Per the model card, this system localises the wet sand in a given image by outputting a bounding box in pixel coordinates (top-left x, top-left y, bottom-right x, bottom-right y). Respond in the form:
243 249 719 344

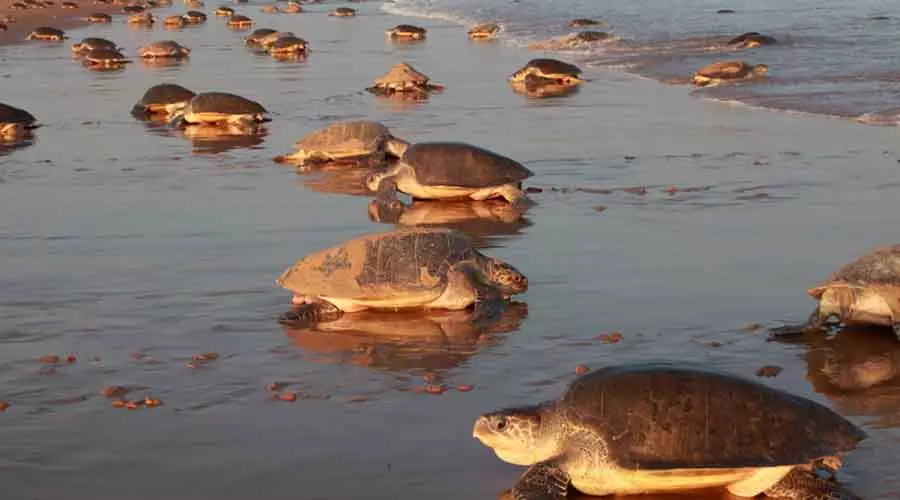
1 1 900 499
0 0 125 45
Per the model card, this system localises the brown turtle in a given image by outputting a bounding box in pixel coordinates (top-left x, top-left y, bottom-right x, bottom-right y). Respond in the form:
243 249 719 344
267 35 308 56
275 228 528 323
182 10 207 23
509 58 583 86
169 92 269 127
329 6 355 16
82 48 131 69
468 22 501 40
26 26 66 41
87 12 112 22
727 32 778 49
131 83 196 116
0 103 39 138
692 60 768 86
61 1 78 8
245 28 277 47
215 5 234 16
122 4 145 13
367 62 444 97
227 14 253 28
72 37 118 54
568 18 600 27
282 1 302 13
128 12 155 25
164 14 186 27
273 120 409 167
256 31 294 50
473 363 865 499
139 40 191 58
366 142 533 204
386 24 426 40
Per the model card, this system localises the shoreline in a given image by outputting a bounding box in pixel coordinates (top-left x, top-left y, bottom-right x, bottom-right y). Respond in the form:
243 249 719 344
0 0 131 46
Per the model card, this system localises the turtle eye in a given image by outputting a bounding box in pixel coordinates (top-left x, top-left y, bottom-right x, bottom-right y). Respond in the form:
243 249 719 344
493 416 508 431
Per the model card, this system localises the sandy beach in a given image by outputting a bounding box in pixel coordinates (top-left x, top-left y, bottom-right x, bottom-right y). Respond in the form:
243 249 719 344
1 1 899 499
0 0 126 45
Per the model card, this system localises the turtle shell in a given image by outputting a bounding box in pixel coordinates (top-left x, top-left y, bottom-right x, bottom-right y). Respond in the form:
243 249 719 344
276 228 480 303
695 60 753 79
136 83 196 107
296 121 390 159
72 37 117 53
83 48 128 63
401 142 533 188
557 363 865 470
525 58 582 77
810 244 900 297
269 35 307 51
183 10 207 22
29 26 65 39
139 40 190 57
375 63 430 86
332 7 355 15
246 28 277 44
389 24 426 35
468 23 500 35
0 103 37 126
187 92 267 115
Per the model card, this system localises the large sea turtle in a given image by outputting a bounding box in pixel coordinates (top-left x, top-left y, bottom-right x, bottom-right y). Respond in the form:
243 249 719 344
510 59 583 87
728 32 777 49
468 22 500 40
366 142 533 204
0 103 38 138
139 40 191 58
182 10 207 23
71 37 118 55
245 28 277 47
386 24 426 40
26 26 66 40
82 48 131 69
266 35 308 56
275 228 528 323
367 62 444 97
131 83 196 116
273 120 409 168
692 60 768 86
474 363 865 500
799 244 900 338
169 92 269 127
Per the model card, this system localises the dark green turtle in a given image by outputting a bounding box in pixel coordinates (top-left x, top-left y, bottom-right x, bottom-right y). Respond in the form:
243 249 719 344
474 363 866 499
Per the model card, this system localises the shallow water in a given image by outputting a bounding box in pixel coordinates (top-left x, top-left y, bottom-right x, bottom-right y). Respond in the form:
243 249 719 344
2 2 900 499
384 0 900 121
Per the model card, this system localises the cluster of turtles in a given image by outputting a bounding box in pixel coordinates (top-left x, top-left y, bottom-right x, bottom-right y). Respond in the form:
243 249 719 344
4 3 900 500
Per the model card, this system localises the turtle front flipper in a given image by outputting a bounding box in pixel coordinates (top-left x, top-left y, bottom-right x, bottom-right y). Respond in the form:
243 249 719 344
764 468 860 500
769 308 827 339
510 462 570 500
277 300 342 327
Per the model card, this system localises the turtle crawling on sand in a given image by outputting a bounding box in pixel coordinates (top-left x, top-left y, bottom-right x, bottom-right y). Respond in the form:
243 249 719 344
274 121 409 168
474 363 865 500
779 244 900 339
131 83 196 116
728 31 777 49
692 60 768 86
82 48 130 69
276 228 528 324
266 35 308 56
468 22 501 40
386 24 426 40
0 103 39 138
367 62 444 97
169 92 269 128
366 142 533 204
528 31 611 50
72 37 118 55
26 26 66 41
139 40 191 59
510 58 583 87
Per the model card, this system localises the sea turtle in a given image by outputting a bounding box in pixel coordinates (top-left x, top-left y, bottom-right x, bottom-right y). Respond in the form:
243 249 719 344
131 83 196 116
72 37 118 54
215 5 234 16
473 363 866 500
139 40 191 58
801 244 900 338
62 1 78 8
282 1 302 13
366 142 533 204
568 18 600 27
183 10 207 23
510 74 580 99
245 28 277 47
386 24 426 40
329 7 355 16
727 32 777 49
10 2 27 9
122 4 145 13
260 4 278 13
257 31 294 50
510 58 583 86
164 14 186 27
128 12 155 25
169 92 269 127
275 228 528 323
82 48 131 69
692 60 768 86
26 26 66 40
367 62 444 97
718 9 736 14
0 103 39 138
87 12 112 22
267 35 308 56
273 120 409 167
468 22 500 40
227 14 253 28
0 22 7 32
529 31 611 50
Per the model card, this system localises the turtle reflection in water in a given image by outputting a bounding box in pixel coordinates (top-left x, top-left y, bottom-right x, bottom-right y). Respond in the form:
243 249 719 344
474 363 865 500
773 325 900 428
276 228 528 325
179 123 267 154
510 74 581 99
281 301 527 372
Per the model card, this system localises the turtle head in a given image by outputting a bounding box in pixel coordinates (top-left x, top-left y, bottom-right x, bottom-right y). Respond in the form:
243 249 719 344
753 64 769 75
482 257 528 296
473 402 558 465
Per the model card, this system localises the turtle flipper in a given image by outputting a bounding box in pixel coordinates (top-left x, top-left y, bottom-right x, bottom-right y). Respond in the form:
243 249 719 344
764 468 860 500
510 462 570 500
277 301 342 327
769 308 826 339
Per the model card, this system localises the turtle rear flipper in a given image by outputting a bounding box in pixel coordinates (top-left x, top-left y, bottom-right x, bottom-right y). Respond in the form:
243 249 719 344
278 300 342 327
765 468 861 500
511 462 570 500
